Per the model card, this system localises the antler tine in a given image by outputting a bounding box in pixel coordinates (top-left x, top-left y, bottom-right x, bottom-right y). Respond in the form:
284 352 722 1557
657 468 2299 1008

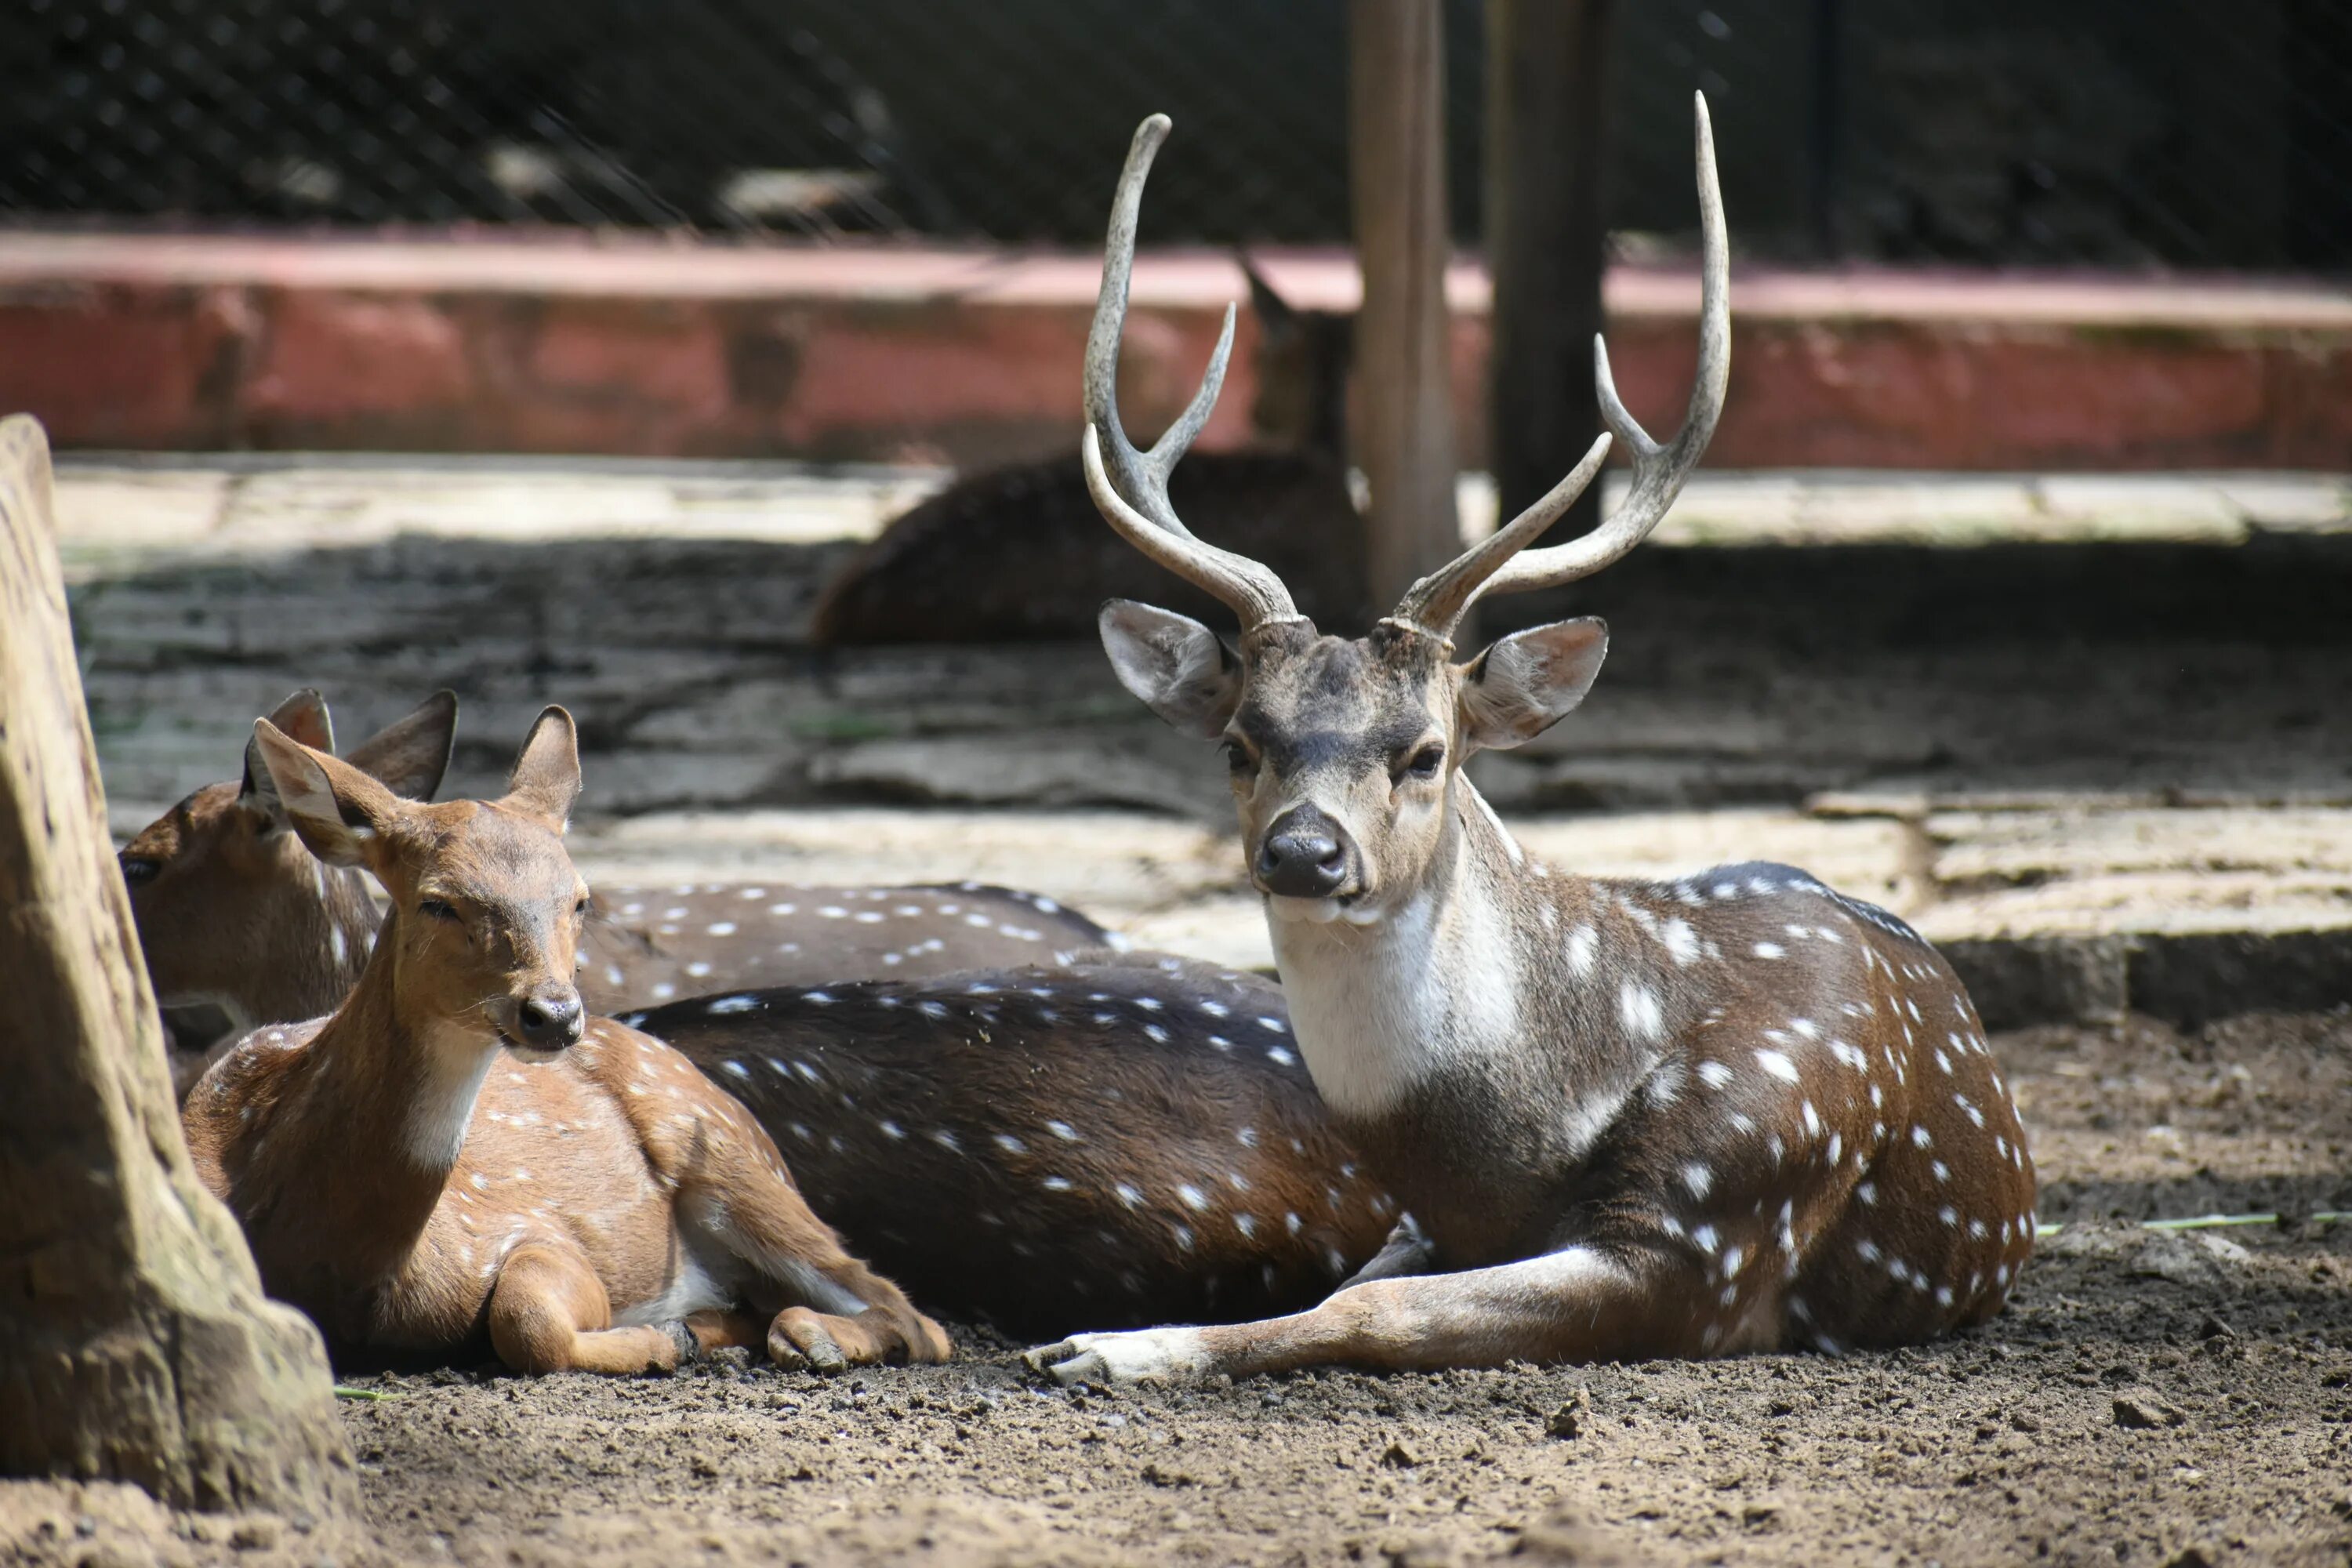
1392 92 1732 639
1081 114 1301 631
1085 114 1232 543
1083 425 1298 629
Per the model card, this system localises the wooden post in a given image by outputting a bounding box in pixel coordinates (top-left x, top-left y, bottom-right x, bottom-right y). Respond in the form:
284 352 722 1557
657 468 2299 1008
1349 0 1461 605
1485 0 1614 543
0 415 352 1514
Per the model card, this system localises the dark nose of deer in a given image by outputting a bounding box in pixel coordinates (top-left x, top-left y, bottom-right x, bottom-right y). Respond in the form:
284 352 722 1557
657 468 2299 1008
515 987 584 1051
1258 807 1352 898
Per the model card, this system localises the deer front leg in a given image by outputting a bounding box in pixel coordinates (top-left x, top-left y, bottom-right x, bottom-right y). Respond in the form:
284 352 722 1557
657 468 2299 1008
488 1243 682 1375
1028 1244 1697 1385
686 1121 953 1370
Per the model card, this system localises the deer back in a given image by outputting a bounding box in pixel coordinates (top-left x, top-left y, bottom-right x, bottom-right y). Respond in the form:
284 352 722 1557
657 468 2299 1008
626 954 1394 1336
579 880 1114 1011
810 453 1365 644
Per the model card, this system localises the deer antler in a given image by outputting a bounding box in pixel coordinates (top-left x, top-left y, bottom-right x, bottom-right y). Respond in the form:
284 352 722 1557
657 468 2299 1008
1082 114 1302 633
1391 92 1730 641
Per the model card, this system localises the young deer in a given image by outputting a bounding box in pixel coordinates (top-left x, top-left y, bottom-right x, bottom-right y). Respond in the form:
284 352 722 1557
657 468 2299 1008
121 688 456 1096
810 254 1363 643
125 691 1112 1094
183 708 948 1374
626 953 1395 1337
1028 101 2037 1384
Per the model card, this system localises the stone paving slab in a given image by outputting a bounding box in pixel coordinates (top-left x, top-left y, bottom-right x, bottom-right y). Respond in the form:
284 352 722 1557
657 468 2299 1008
63 455 2351 1026
52 456 2352 572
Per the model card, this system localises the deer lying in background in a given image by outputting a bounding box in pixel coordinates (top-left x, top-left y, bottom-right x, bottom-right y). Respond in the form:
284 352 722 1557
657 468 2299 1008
626 953 1395 1336
123 688 1112 1091
810 254 1363 642
120 688 457 1097
583 877 1111 1010
1028 100 2037 1385
183 708 947 1374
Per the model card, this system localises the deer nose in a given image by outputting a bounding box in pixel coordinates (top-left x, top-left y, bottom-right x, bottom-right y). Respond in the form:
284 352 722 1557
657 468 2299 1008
1258 808 1352 898
514 988 584 1051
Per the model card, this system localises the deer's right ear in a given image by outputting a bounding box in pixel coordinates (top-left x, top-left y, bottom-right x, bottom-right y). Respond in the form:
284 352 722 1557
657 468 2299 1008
344 689 459 801
1098 601 1243 740
250 719 404 868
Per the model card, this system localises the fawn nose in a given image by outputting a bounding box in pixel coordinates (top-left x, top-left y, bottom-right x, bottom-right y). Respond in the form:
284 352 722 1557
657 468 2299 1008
514 988 584 1051
1258 807 1352 898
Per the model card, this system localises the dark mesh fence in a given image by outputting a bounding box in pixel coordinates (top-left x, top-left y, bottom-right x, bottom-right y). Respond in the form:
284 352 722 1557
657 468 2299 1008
3 0 2346 267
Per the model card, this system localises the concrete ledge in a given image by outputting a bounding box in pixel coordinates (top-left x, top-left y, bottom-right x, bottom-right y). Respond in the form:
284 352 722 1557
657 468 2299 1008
1947 930 2352 1031
4 234 2348 469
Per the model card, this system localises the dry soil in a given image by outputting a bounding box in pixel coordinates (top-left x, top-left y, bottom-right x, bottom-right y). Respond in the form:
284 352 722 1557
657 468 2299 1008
5 1012 2351 1567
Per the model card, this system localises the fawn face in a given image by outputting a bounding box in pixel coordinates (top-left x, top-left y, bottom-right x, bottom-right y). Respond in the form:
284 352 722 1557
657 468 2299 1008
122 688 456 1030
1102 607 1611 924
251 707 590 1061
122 689 338 1015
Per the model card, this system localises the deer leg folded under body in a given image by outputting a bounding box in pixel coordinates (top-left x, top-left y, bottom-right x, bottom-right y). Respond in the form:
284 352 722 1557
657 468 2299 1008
487 1243 681 1375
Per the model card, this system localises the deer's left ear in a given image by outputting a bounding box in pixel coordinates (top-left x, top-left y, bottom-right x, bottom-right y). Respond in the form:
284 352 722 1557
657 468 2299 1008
1458 618 1609 752
503 706 583 833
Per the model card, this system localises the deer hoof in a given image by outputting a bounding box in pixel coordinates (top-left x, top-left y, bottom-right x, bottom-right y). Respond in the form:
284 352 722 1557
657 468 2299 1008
1024 1327 1211 1386
768 1308 851 1374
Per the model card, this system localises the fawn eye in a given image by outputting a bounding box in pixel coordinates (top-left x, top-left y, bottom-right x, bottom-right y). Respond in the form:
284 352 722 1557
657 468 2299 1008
574 895 592 918
1221 739 1255 775
417 898 459 922
118 855 160 886
1402 743 1446 780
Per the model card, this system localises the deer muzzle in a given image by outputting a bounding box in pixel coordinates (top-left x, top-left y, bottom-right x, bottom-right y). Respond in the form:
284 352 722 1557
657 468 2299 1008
1255 804 1359 903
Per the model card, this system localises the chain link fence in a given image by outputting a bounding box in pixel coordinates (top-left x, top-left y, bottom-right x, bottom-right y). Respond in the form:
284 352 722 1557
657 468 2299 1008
3 0 2346 268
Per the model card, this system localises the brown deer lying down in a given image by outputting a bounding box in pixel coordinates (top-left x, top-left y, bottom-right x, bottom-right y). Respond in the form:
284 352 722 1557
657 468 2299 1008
1026 100 2037 1385
122 688 1112 1090
183 708 947 1374
810 256 1363 643
622 956 1396 1337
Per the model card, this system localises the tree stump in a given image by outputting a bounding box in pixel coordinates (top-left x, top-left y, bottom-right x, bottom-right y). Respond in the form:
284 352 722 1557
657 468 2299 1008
0 414 353 1514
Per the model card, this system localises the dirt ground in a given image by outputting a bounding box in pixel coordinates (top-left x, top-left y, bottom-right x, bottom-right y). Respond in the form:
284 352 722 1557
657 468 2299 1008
7 1011 2350 1568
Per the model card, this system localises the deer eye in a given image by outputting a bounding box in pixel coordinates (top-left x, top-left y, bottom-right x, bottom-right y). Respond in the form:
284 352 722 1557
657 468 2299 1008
417 898 460 922
575 895 593 918
1401 743 1446 781
118 855 160 886
1221 739 1255 775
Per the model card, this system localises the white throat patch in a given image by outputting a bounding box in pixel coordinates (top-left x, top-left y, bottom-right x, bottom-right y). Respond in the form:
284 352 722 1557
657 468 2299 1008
1269 844 1523 1119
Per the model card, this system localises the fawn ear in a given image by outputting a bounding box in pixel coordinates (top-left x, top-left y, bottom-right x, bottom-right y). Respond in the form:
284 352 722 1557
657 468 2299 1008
1237 252 1298 336
241 688 334 825
1099 600 1243 740
267 688 336 753
344 689 458 801
503 706 582 833
249 718 405 868
1458 618 1609 752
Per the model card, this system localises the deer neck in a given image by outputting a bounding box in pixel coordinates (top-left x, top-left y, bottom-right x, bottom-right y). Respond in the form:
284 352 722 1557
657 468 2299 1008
239 858 382 1027
240 930 503 1288
1268 778 1533 1121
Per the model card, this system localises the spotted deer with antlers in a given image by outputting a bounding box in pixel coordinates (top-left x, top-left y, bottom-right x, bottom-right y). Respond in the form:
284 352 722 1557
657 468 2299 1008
182 707 948 1374
1029 99 2036 1384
